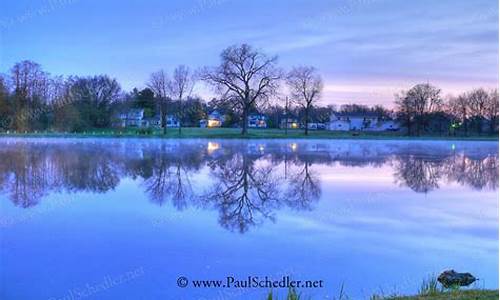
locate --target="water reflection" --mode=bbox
[0,139,497,232]
[204,153,282,233]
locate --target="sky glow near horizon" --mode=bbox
[0,0,498,107]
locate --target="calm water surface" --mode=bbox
[0,138,498,300]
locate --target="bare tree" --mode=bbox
[286,66,323,135]
[395,91,415,136]
[485,89,499,134]
[201,44,281,135]
[170,65,195,134]
[447,93,470,136]
[10,60,51,130]
[467,88,490,134]
[147,70,171,135]
[396,83,442,136]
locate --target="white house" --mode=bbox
[200,111,225,128]
[166,115,180,128]
[329,119,350,131]
[280,118,299,129]
[376,120,399,131]
[248,114,267,128]
[117,109,144,127]
[116,109,179,128]
[328,112,400,132]
[307,123,326,130]
[141,115,161,128]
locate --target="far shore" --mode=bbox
[0,128,498,141]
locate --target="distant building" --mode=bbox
[115,109,179,128]
[248,114,267,128]
[142,115,161,128]
[328,112,400,131]
[329,119,350,131]
[200,111,225,128]
[377,120,399,131]
[117,109,144,127]
[280,118,299,129]
[307,122,326,130]
[166,115,180,128]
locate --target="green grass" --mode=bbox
[266,288,498,300]
[267,287,309,300]
[374,277,499,299]
[0,127,497,141]
[418,275,440,296]
[385,289,498,300]
[265,277,497,300]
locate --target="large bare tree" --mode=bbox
[396,83,442,136]
[286,66,323,135]
[147,70,171,135]
[467,88,490,134]
[170,65,195,134]
[201,44,281,135]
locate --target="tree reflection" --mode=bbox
[445,154,499,191]
[0,140,497,232]
[393,156,442,193]
[285,160,321,210]
[393,152,499,193]
[202,153,281,233]
[56,146,121,193]
[142,144,195,210]
[0,144,50,207]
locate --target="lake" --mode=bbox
[0,138,498,300]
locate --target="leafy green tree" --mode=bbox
[131,88,156,117]
[68,75,121,130]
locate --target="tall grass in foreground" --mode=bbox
[266,283,347,300]
[267,287,308,300]
[418,275,441,296]
[265,277,498,300]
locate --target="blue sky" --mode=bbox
[0,0,498,106]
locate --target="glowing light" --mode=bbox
[291,123,298,129]
[207,142,220,154]
[259,145,265,151]
[451,144,456,150]
[291,143,298,151]
[207,119,221,128]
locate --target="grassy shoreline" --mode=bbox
[385,289,499,299]
[269,288,499,300]
[0,128,498,141]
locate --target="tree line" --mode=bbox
[0,44,497,135]
[395,83,498,136]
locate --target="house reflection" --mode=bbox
[206,142,220,154]
[0,140,497,232]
